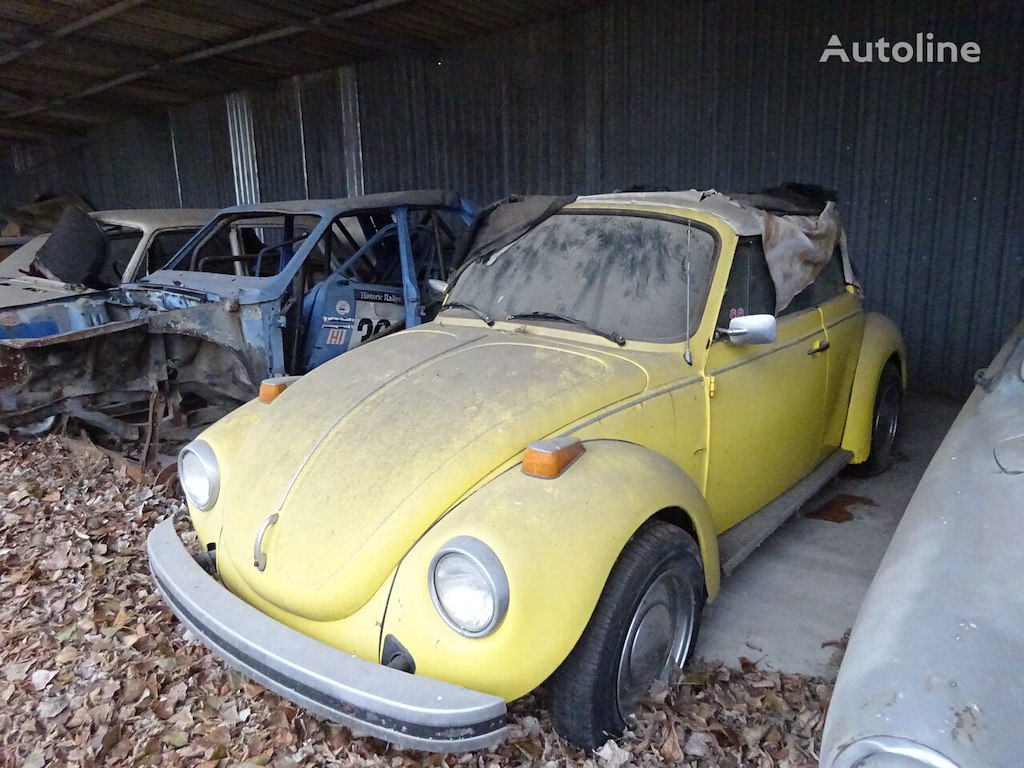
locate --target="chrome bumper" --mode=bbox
[146,518,508,752]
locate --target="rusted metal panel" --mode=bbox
[0,192,476,460]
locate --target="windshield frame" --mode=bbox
[446,209,722,344]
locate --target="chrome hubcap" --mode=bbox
[616,567,697,715]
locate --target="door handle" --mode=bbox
[808,340,830,355]
[253,513,279,571]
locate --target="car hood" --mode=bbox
[0,276,86,310]
[140,269,275,304]
[219,323,648,621]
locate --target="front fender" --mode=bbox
[381,439,717,701]
[185,397,267,546]
[842,312,907,462]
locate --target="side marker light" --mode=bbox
[258,376,300,404]
[522,436,585,479]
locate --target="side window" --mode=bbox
[141,228,200,276]
[809,244,847,304]
[717,236,776,329]
[780,243,846,315]
[101,229,143,285]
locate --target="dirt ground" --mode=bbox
[0,438,832,767]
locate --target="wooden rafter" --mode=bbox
[0,0,151,67]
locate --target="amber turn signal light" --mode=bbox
[522,436,585,479]
[258,376,300,404]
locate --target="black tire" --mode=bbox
[852,362,902,476]
[548,520,705,750]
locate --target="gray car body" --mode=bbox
[820,319,1024,768]
[0,209,215,310]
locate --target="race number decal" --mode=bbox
[350,288,404,348]
[357,318,392,342]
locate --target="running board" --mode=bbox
[718,449,853,576]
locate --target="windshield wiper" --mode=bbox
[439,301,494,326]
[505,311,625,346]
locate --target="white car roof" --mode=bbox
[90,209,216,231]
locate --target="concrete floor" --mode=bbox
[694,394,962,678]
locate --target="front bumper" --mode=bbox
[147,517,508,752]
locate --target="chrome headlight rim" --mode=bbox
[428,536,510,638]
[178,439,220,511]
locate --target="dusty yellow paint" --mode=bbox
[841,312,907,461]
[184,199,904,702]
[382,440,718,700]
[702,305,829,530]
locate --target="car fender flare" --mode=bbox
[382,439,718,701]
[842,312,907,462]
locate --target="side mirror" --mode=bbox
[426,278,449,301]
[717,314,777,345]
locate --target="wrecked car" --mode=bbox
[148,188,905,751]
[0,191,475,459]
[0,207,215,310]
[820,318,1024,768]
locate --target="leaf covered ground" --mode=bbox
[0,438,832,767]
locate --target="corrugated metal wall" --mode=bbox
[1,0,1021,396]
[169,96,236,208]
[0,138,89,207]
[358,0,1024,397]
[83,116,180,209]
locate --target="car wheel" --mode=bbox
[853,362,902,476]
[548,520,705,749]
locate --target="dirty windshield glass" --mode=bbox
[447,212,717,342]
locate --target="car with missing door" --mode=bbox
[148,187,905,751]
[0,206,214,310]
[0,191,474,455]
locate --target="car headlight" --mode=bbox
[178,440,220,511]
[428,536,509,637]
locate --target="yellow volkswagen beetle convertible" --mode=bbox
[148,187,905,751]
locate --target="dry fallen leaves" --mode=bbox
[0,437,834,767]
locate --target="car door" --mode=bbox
[812,244,866,451]
[702,237,829,533]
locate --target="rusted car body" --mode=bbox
[0,191,474,459]
[0,208,215,310]
[821,319,1024,768]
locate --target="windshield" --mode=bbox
[447,212,717,342]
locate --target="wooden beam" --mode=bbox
[0,113,90,138]
[243,0,441,57]
[0,0,151,67]
[0,0,418,124]
[0,70,197,107]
